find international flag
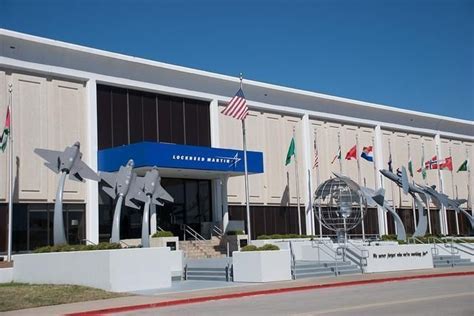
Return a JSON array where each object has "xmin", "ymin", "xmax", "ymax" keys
[
  {"xmin": 408, "ymin": 157, "xmax": 413, "ymax": 177},
  {"xmin": 285, "ymin": 137, "xmax": 295, "ymax": 166},
  {"xmin": 439, "ymin": 156, "xmax": 453, "ymax": 171},
  {"xmin": 345, "ymin": 145, "xmax": 357, "ymax": 160},
  {"xmin": 313, "ymin": 138, "xmax": 319, "ymax": 168},
  {"xmin": 0, "ymin": 106, "xmax": 10, "ymax": 152},
  {"xmin": 331, "ymin": 147, "xmax": 341, "ymax": 164},
  {"xmin": 221, "ymin": 88, "xmax": 248, "ymax": 120},
  {"xmin": 388, "ymin": 153, "xmax": 393, "ymax": 172},
  {"xmin": 425, "ymin": 156, "xmax": 438, "ymax": 170},
  {"xmin": 457, "ymin": 160, "xmax": 468, "ymax": 173},
  {"xmin": 360, "ymin": 146, "xmax": 373, "ymax": 162}
]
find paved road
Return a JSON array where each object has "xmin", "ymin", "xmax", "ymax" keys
[{"xmin": 121, "ymin": 276, "xmax": 474, "ymax": 316}]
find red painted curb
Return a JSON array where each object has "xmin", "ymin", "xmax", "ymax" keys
[{"xmin": 66, "ymin": 271, "xmax": 474, "ymax": 315}]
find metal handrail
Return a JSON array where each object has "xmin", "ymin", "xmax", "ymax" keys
[
  {"xmin": 81, "ymin": 239, "xmax": 97, "ymax": 245},
  {"xmin": 444, "ymin": 237, "xmax": 474, "ymax": 256},
  {"xmin": 430, "ymin": 237, "xmax": 458, "ymax": 267},
  {"xmin": 345, "ymin": 240, "xmax": 369, "ymax": 272},
  {"xmin": 181, "ymin": 224, "xmax": 206, "ymax": 241},
  {"xmin": 212, "ymin": 225, "xmax": 224, "ymax": 238},
  {"xmin": 119, "ymin": 240, "xmax": 131, "ymax": 248},
  {"xmin": 311, "ymin": 240, "xmax": 342, "ymax": 276},
  {"xmin": 407, "ymin": 236, "xmax": 425, "ymax": 244},
  {"xmin": 157, "ymin": 226, "xmax": 165, "ymax": 232}
]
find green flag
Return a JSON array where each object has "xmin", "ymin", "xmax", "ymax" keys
[
  {"xmin": 408, "ymin": 157, "xmax": 413, "ymax": 177},
  {"xmin": 457, "ymin": 160, "xmax": 468, "ymax": 173},
  {"xmin": 285, "ymin": 137, "xmax": 295, "ymax": 166}
]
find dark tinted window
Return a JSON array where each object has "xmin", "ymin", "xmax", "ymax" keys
[
  {"xmin": 170, "ymin": 97, "xmax": 184, "ymax": 144},
  {"xmin": 142, "ymin": 93, "xmax": 158, "ymax": 141},
  {"xmin": 197, "ymin": 101, "xmax": 210, "ymax": 146},
  {"xmin": 184, "ymin": 99, "xmax": 199, "ymax": 145},
  {"xmin": 111, "ymin": 87, "xmax": 129, "ymax": 147},
  {"xmin": 158, "ymin": 95, "xmax": 172, "ymax": 143},
  {"xmin": 96, "ymin": 85, "xmax": 210, "ymax": 149},
  {"xmin": 128, "ymin": 91, "xmax": 143, "ymax": 144},
  {"xmin": 97, "ymin": 86, "xmax": 112, "ymax": 149}
]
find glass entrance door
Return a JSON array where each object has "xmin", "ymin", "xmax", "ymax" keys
[{"xmin": 157, "ymin": 178, "xmax": 212, "ymax": 239}]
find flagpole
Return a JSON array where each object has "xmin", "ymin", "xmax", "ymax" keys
[
  {"xmin": 315, "ymin": 131, "xmax": 322, "ymax": 238},
  {"xmin": 337, "ymin": 132, "xmax": 342, "ymax": 174},
  {"xmin": 449, "ymin": 147, "xmax": 459, "ymax": 235},
  {"xmin": 467, "ymin": 148, "xmax": 472, "ymax": 216},
  {"xmin": 7, "ymin": 84, "xmax": 13, "ymax": 262},
  {"xmin": 356, "ymin": 134, "xmax": 365, "ymax": 241},
  {"xmin": 239, "ymin": 74, "xmax": 252, "ymax": 243},
  {"xmin": 293, "ymin": 127, "xmax": 302, "ymax": 235}
]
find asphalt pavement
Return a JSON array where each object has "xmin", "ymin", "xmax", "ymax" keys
[{"xmin": 122, "ymin": 276, "xmax": 474, "ymax": 316}]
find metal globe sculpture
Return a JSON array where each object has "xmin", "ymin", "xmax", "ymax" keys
[{"xmin": 313, "ymin": 178, "xmax": 366, "ymax": 240}]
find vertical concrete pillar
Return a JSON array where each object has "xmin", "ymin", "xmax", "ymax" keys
[
  {"xmin": 209, "ymin": 99, "xmax": 220, "ymax": 147},
  {"xmin": 374, "ymin": 125, "xmax": 387, "ymax": 236},
  {"xmin": 85, "ymin": 78, "xmax": 99, "ymax": 244},
  {"xmin": 301, "ymin": 114, "xmax": 315, "ymax": 235},
  {"xmin": 222, "ymin": 176, "xmax": 229, "ymax": 232}
]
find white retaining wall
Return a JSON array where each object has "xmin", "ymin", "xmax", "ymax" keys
[
  {"xmin": 13, "ymin": 247, "xmax": 172, "ymax": 292},
  {"xmin": 0, "ymin": 268, "xmax": 13, "ymax": 283},
  {"xmin": 364, "ymin": 244, "xmax": 433, "ymax": 273}
]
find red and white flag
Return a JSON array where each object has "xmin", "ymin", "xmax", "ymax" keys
[
  {"xmin": 345, "ymin": 145, "xmax": 357, "ymax": 160},
  {"xmin": 439, "ymin": 156, "xmax": 453, "ymax": 171},
  {"xmin": 221, "ymin": 88, "xmax": 248, "ymax": 120}
]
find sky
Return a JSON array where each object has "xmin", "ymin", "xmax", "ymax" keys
[{"xmin": 1, "ymin": 0, "xmax": 473, "ymax": 120}]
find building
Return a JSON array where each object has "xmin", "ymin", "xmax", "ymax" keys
[{"xmin": 0, "ymin": 29, "xmax": 473, "ymax": 253}]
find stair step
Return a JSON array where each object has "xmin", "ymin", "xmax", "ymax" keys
[{"xmin": 186, "ymin": 276, "xmax": 228, "ymax": 281}]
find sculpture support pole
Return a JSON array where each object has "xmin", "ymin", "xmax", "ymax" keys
[
  {"xmin": 150, "ymin": 204, "xmax": 157, "ymax": 235},
  {"xmin": 141, "ymin": 196, "xmax": 151, "ymax": 248},
  {"xmin": 110, "ymin": 195, "xmax": 124, "ymax": 243},
  {"xmin": 54, "ymin": 172, "xmax": 68, "ymax": 245},
  {"xmin": 384, "ymin": 204, "xmax": 407, "ymax": 241},
  {"xmin": 412, "ymin": 194, "xmax": 428, "ymax": 237}
]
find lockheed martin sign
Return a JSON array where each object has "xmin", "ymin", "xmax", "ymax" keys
[{"xmin": 98, "ymin": 142, "xmax": 264, "ymax": 174}]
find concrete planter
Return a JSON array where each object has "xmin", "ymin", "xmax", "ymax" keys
[
  {"xmin": 13, "ymin": 247, "xmax": 172, "ymax": 292},
  {"xmin": 233, "ymin": 249, "xmax": 291, "ymax": 282},
  {"xmin": 150, "ymin": 236, "xmax": 179, "ymax": 250}
]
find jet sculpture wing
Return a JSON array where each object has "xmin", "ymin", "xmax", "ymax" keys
[
  {"xmin": 152, "ymin": 184, "xmax": 174, "ymax": 205},
  {"xmin": 69, "ymin": 160, "xmax": 100, "ymax": 182},
  {"xmin": 124, "ymin": 174, "xmax": 146, "ymax": 209},
  {"xmin": 99, "ymin": 171, "xmax": 118, "ymax": 199},
  {"xmin": 401, "ymin": 167, "xmax": 409, "ymax": 195},
  {"xmin": 371, "ymin": 188, "xmax": 386, "ymax": 207},
  {"xmin": 33, "ymin": 148, "xmax": 62, "ymax": 173},
  {"xmin": 100, "ymin": 171, "xmax": 117, "ymax": 187}
]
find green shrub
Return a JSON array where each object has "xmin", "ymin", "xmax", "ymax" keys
[
  {"xmin": 240, "ymin": 245, "xmax": 258, "ymax": 252},
  {"xmin": 381, "ymin": 234, "xmax": 397, "ymax": 241},
  {"xmin": 151, "ymin": 231, "xmax": 174, "ymax": 238},
  {"xmin": 240, "ymin": 244, "xmax": 280, "ymax": 251},
  {"xmin": 256, "ymin": 234, "xmax": 313, "ymax": 240},
  {"xmin": 258, "ymin": 244, "xmax": 280, "ymax": 251},
  {"xmin": 226, "ymin": 230, "xmax": 245, "ymax": 236},
  {"xmin": 33, "ymin": 242, "xmax": 121, "ymax": 253}
]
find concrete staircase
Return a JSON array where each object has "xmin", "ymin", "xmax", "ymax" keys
[
  {"xmin": 180, "ymin": 237, "xmax": 227, "ymax": 259},
  {"xmin": 433, "ymin": 255, "xmax": 474, "ymax": 268},
  {"xmin": 185, "ymin": 258, "xmax": 232, "ymax": 281},
  {"xmin": 294, "ymin": 260, "xmax": 361, "ymax": 279}
]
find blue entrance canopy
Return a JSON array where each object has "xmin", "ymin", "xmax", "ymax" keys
[{"xmin": 98, "ymin": 142, "xmax": 264, "ymax": 174}]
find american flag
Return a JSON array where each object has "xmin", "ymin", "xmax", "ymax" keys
[
  {"xmin": 313, "ymin": 138, "xmax": 319, "ymax": 168},
  {"xmin": 221, "ymin": 88, "xmax": 248, "ymax": 120}
]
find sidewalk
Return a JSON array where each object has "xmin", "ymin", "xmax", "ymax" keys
[{"xmin": 5, "ymin": 267, "xmax": 474, "ymax": 316}]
